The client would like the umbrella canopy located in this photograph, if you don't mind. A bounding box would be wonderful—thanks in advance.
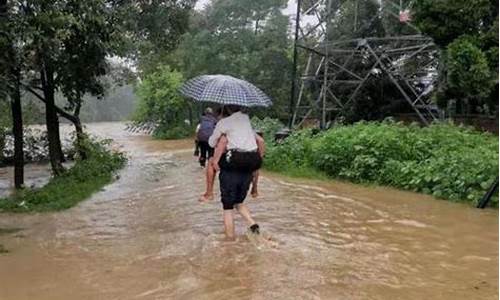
[179,75,272,107]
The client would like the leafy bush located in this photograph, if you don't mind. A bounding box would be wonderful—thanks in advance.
[251,117,284,143]
[265,120,499,206]
[0,138,126,212]
[133,66,190,127]
[152,123,194,140]
[264,129,317,172]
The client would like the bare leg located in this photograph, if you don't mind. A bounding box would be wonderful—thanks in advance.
[199,160,215,202]
[251,135,265,198]
[223,210,236,240]
[256,135,265,157]
[200,136,228,202]
[235,203,256,226]
[251,170,259,198]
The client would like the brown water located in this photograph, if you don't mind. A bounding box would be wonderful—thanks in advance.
[0,122,498,300]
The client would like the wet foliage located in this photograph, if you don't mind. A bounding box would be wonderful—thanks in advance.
[133,66,194,139]
[413,0,498,114]
[0,138,126,212]
[265,120,499,206]
[152,123,194,140]
[251,117,284,144]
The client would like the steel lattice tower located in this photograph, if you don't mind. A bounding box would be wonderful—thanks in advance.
[289,0,440,128]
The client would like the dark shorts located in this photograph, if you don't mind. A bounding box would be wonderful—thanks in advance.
[198,141,214,166]
[218,150,262,172]
[219,169,253,210]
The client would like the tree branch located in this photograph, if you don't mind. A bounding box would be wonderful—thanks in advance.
[55,105,77,123]
[24,85,78,123]
[24,85,45,102]
[30,85,44,91]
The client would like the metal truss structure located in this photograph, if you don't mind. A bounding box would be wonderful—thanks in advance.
[289,0,440,128]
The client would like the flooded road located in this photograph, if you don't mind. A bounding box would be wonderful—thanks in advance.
[0,122,498,300]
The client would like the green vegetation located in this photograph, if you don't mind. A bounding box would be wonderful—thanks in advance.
[265,120,499,207]
[251,117,284,144]
[0,138,126,212]
[171,0,291,119]
[152,123,194,140]
[0,0,498,211]
[413,0,498,115]
[134,66,194,139]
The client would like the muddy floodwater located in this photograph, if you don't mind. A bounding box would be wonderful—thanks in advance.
[0,122,498,300]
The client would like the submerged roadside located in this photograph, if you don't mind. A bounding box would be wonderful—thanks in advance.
[0,137,126,213]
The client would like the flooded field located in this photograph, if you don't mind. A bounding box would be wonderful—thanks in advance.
[0,122,497,300]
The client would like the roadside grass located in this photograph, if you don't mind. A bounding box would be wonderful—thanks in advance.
[153,123,194,140]
[0,139,126,213]
[263,165,330,181]
[263,120,499,207]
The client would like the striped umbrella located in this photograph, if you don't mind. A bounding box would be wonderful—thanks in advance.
[179,74,272,107]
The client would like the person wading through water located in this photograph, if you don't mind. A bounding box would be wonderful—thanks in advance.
[195,107,217,168]
[208,105,263,240]
[199,106,264,202]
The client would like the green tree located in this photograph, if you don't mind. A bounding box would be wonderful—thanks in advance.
[413,0,498,115]
[413,0,495,47]
[15,0,120,170]
[446,37,493,113]
[115,0,196,75]
[6,0,149,169]
[171,0,291,119]
[1,0,195,178]
[134,66,189,129]
[0,0,24,187]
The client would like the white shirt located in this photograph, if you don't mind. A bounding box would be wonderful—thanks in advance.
[208,112,258,151]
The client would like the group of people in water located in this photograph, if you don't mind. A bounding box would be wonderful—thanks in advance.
[194,105,265,240]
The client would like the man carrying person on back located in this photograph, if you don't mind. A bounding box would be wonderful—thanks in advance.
[208,105,262,240]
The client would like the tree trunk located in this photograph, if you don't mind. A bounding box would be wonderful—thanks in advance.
[25,87,86,160]
[73,101,87,160]
[41,67,64,175]
[2,0,23,188]
[10,69,24,189]
[54,116,65,162]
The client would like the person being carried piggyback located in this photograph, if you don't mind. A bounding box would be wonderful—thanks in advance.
[207,105,265,240]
